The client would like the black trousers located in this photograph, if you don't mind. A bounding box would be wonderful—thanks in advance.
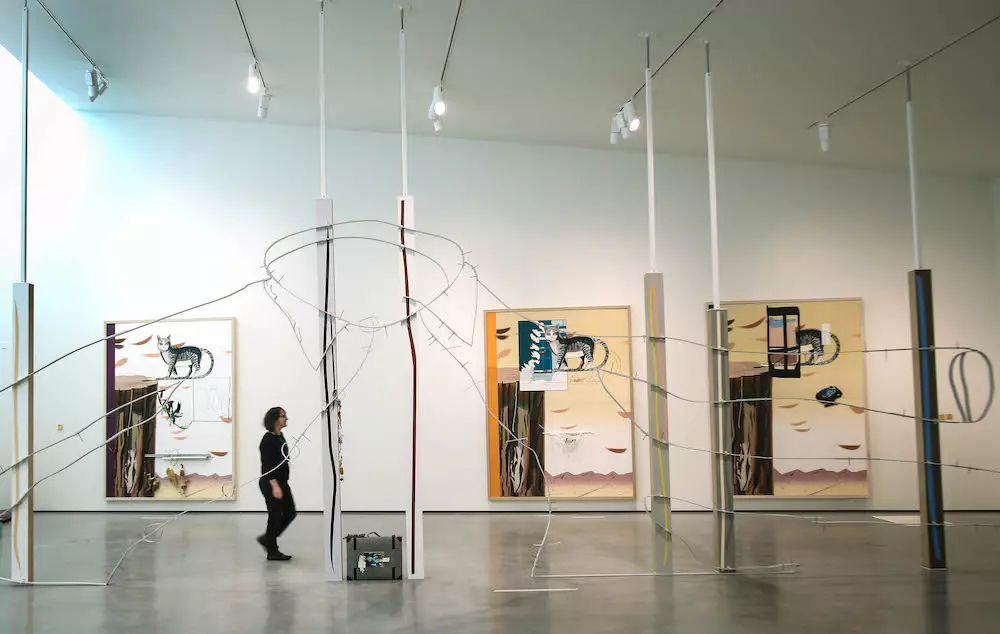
[259,479,296,550]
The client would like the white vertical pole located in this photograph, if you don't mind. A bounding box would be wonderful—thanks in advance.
[905,66,921,270]
[644,37,656,273]
[10,1,34,585]
[641,34,671,572]
[317,200,343,582]
[705,42,721,311]
[11,283,34,584]
[20,0,28,284]
[399,7,409,197]
[316,0,343,582]
[319,0,327,199]
[704,40,733,572]
[398,6,424,580]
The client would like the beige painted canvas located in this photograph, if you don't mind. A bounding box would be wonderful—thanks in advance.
[485,307,634,499]
[105,318,236,500]
[724,299,868,497]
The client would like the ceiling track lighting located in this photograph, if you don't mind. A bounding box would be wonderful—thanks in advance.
[623,99,640,131]
[257,90,271,119]
[608,102,639,145]
[235,0,270,119]
[247,60,262,94]
[432,84,447,116]
[428,0,464,132]
[85,68,107,102]
[818,120,831,152]
[35,1,109,102]
[614,110,629,140]
[807,12,1000,149]
[604,0,727,145]
[428,84,446,131]
[427,104,443,132]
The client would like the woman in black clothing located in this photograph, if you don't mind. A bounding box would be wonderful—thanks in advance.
[257,406,296,561]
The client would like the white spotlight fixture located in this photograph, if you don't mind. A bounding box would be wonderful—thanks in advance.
[431,84,447,116]
[85,68,107,102]
[610,115,621,145]
[818,120,831,152]
[623,99,640,132]
[247,61,262,94]
[428,103,443,132]
[616,111,630,140]
[257,91,271,119]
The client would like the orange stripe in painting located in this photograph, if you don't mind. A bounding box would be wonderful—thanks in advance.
[485,312,501,497]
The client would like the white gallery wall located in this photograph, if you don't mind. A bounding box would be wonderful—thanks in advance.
[0,105,998,514]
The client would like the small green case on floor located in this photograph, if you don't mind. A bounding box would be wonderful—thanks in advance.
[345,534,403,581]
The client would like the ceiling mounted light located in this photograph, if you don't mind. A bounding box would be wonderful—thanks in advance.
[428,104,443,132]
[615,111,629,140]
[431,84,447,117]
[258,91,271,119]
[818,120,831,152]
[610,115,621,145]
[623,99,640,132]
[247,61,262,94]
[85,68,107,102]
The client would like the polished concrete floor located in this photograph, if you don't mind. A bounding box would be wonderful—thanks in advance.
[3,511,1000,633]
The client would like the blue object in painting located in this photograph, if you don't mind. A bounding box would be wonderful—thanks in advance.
[518,319,566,374]
[815,385,843,407]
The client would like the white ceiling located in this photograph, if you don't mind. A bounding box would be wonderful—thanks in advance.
[2,0,999,176]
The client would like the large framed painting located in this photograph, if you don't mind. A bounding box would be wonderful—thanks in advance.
[485,306,634,500]
[105,318,236,500]
[722,298,868,497]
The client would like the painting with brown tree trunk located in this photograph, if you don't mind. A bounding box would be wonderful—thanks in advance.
[105,318,237,500]
[723,299,869,497]
[485,307,634,500]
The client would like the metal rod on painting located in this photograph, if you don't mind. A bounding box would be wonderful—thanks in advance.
[319,0,328,199]
[905,66,921,270]
[643,33,656,273]
[705,41,721,311]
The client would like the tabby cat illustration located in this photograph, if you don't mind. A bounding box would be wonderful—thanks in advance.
[157,335,215,379]
[797,329,840,366]
[541,324,610,371]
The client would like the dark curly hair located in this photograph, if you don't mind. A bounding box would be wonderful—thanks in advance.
[263,406,285,433]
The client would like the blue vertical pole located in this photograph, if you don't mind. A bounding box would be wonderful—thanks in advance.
[909,269,946,569]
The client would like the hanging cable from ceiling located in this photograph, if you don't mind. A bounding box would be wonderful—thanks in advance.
[234,0,270,118]
[610,0,728,143]
[34,0,108,102]
[428,0,464,131]
[807,11,1000,149]
[630,0,727,103]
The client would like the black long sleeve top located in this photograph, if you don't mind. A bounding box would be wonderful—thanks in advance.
[260,432,290,483]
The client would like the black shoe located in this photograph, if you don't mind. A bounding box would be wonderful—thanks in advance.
[256,534,269,552]
[267,551,292,561]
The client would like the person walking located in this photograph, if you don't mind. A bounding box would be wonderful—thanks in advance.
[257,406,296,561]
